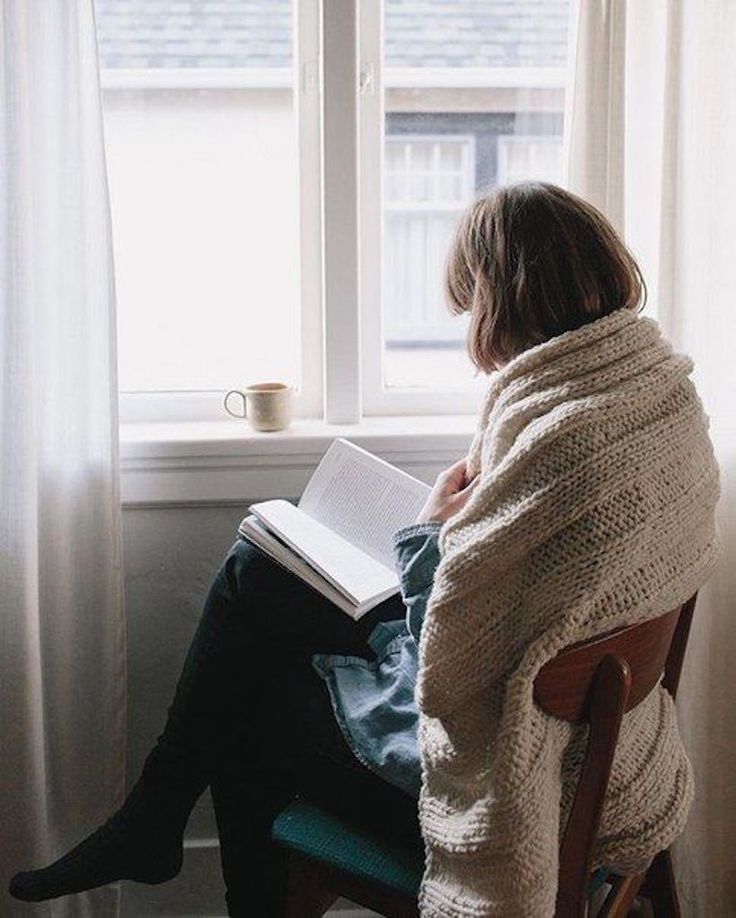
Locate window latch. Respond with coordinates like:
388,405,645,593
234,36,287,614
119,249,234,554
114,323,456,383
359,62,375,96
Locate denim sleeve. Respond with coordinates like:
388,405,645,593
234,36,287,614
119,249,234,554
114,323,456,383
392,522,443,645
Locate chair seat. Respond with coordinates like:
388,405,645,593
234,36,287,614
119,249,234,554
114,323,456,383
271,799,610,902
271,799,424,899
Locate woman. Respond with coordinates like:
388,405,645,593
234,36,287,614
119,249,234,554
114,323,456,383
9,182,720,917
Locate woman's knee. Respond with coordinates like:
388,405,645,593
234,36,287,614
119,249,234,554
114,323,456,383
221,537,282,597
200,538,283,632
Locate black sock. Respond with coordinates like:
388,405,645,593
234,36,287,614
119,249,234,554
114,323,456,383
8,746,208,903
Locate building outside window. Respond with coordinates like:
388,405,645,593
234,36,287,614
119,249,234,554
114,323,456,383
497,134,564,185
383,134,475,357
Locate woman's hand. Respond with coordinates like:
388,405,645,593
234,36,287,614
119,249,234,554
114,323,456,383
416,459,479,524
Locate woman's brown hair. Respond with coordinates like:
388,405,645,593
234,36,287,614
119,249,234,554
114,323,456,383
445,181,647,373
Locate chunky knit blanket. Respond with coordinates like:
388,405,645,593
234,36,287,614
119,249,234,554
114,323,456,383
415,307,721,917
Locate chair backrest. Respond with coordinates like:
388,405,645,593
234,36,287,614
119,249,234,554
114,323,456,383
532,594,697,917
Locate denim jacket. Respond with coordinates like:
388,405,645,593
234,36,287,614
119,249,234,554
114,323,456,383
311,521,442,798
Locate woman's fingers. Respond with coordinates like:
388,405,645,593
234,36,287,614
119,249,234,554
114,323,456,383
416,458,477,523
453,474,479,511
439,459,469,493
460,474,479,495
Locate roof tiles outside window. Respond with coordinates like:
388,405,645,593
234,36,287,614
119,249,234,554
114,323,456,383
94,0,569,71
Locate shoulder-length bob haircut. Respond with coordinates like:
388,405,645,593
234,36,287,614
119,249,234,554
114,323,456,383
445,181,647,373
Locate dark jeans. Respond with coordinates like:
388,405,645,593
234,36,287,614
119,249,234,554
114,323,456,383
169,537,422,916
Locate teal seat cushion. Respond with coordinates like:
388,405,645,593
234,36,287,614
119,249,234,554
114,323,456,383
271,799,424,899
271,799,610,902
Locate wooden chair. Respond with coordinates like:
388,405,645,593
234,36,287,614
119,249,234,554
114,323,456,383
271,593,697,917
534,593,696,917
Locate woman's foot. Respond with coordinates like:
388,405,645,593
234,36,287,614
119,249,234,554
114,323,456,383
8,776,185,902
9,543,258,904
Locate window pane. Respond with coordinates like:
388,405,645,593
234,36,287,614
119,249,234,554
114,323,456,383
95,1,300,393
382,0,570,391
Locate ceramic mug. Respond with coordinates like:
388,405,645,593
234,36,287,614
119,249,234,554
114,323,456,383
223,382,294,432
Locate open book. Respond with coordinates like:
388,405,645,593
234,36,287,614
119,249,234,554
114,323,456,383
238,438,431,619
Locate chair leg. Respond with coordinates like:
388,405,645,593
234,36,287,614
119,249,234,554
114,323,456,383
640,850,681,918
598,871,646,917
283,852,339,918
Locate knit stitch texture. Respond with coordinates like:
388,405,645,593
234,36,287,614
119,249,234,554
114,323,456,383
415,307,721,917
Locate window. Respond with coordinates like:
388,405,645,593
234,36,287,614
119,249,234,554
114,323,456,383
95,0,570,423
95,0,322,420
497,135,563,185
361,0,570,414
383,137,474,388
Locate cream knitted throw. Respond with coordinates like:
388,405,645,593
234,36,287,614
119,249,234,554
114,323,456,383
415,307,721,917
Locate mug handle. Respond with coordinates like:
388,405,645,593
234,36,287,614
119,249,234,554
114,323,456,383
223,390,247,418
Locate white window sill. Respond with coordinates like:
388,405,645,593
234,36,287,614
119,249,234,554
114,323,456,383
120,415,477,507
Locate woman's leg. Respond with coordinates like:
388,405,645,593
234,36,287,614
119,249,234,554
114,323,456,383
211,636,421,916
9,537,408,903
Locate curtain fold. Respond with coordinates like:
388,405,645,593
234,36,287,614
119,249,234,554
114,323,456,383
564,1,736,914
562,0,627,234
0,3,126,916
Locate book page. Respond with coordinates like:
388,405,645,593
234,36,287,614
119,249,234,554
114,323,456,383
298,439,431,568
249,499,398,606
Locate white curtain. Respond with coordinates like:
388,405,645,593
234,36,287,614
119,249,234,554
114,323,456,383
564,1,736,915
0,3,126,916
